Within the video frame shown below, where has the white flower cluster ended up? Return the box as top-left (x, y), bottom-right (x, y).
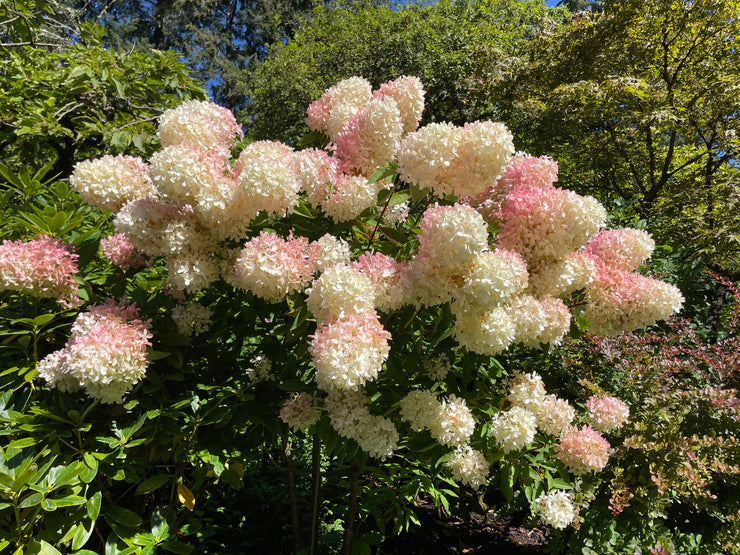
top-left (535, 490), bottom-right (576, 529)
top-left (70, 155), bottom-right (155, 212)
top-left (397, 121), bottom-right (514, 198)
top-left (491, 372), bottom-right (575, 452)
top-left (306, 264), bottom-right (375, 322)
top-left (324, 390), bottom-right (398, 460)
top-left (246, 355), bottom-right (274, 382)
top-left (399, 391), bottom-right (475, 447)
top-left (430, 395), bottom-right (476, 447)
top-left (490, 406), bottom-right (537, 453)
top-left (310, 234), bottom-right (352, 273)
top-left (446, 445), bottom-right (489, 489)
top-left (425, 355), bottom-right (452, 381)
top-left (171, 300), bottom-right (214, 337)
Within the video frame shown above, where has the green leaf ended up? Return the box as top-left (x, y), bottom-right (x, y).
top-left (135, 474), bottom-right (170, 495)
top-left (32, 313), bottom-right (56, 327)
top-left (104, 504), bottom-right (143, 528)
top-left (18, 492), bottom-right (44, 509)
top-left (51, 494), bottom-right (87, 507)
top-left (87, 490), bottom-right (102, 520)
top-left (161, 541), bottom-right (194, 554)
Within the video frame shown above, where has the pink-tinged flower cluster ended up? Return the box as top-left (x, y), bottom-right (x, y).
top-left (495, 184), bottom-right (606, 264)
top-left (324, 389), bottom-right (399, 459)
top-left (497, 153), bottom-right (558, 194)
top-left (306, 77), bottom-right (373, 141)
top-left (397, 121), bottom-right (514, 199)
top-left (336, 96), bottom-right (403, 177)
top-left (309, 311), bottom-right (391, 391)
top-left (295, 148), bottom-right (338, 197)
top-left (586, 395), bottom-right (630, 432)
top-left (306, 264), bottom-right (375, 322)
top-left (157, 99), bottom-right (243, 157)
top-left (446, 445), bottom-right (489, 489)
top-left (36, 300), bottom-right (152, 403)
top-left (372, 76), bottom-right (425, 134)
top-left (280, 392), bottom-right (322, 432)
top-left (584, 228), bottom-right (655, 272)
top-left (233, 232), bottom-right (314, 303)
top-left (0, 236), bottom-right (81, 307)
top-left (555, 425), bottom-right (610, 475)
top-left (70, 154), bottom-right (154, 212)
top-left (584, 267), bottom-right (684, 335)
top-left (100, 233), bottom-right (147, 270)
top-left (350, 252), bottom-right (404, 312)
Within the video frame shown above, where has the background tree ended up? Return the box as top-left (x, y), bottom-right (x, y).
top-left (495, 0), bottom-right (740, 285)
top-left (63, 0), bottom-right (320, 112)
top-left (0, 8), bottom-right (205, 179)
top-left (244, 0), bottom-right (564, 143)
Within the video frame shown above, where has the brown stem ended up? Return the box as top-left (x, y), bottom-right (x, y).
top-left (309, 435), bottom-right (321, 555)
top-left (283, 434), bottom-right (303, 554)
top-left (341, 458), bottom-right (361, 555)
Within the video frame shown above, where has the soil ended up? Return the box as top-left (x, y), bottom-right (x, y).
top-left (379, 497), bottom-right (550, 554)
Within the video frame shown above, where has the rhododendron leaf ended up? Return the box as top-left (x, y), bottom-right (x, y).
top-left (87, 490), bottom-right (102, 521)
top-left (72, 518), bottom-right (95, 550)
top-left (31, 313), bottom-right (56, 327)
top-left (177, 483), bottom-right (195, 511)
top-left (104, 504), bottom-right (143, 528)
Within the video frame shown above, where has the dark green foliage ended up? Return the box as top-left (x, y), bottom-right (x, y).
top-left (245, 0), bottom-right (564, 143)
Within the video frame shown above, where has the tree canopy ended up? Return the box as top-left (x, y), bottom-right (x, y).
top-left (498, 0), bottom-right (740, 277)
top-left (0, 5), bottom-right (206, 178)
top-left (244, 0), bottom-right (564, 143)
top-left (63, 0), bottom-right (321, 112)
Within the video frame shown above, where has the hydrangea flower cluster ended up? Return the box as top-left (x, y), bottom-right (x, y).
top-left (555, 425), bottom-right (611, 474)
top-left (446, 445), bottom-right (489, 489)
top-left (279, 392), bottom-right (322, 432)
top-left (100, 233), bottom-right (147, 270)
top-left (397, 121), bottom-right (514, 198)
top-left (491, 372), bottom-right (576, 453)
top-left (309, 311), bottom-right (391, 391)
top-left (245, 355), bottom-right (274, 382)
top-left (399, 391), bottom-right (475, 447)
top-left (535, 490), bottom-right (576, 529)
top-left (233, 232), bottom-right (315, 303)
top-left (60, 74), bottom-right (687, 516)
top-left (70, 154), bottom-right (154, 212)
top-left (171, 300), bottom-right (214, 337)
top-left (324, 389), bottom-right (398, 460)
top-left (36, 300), bottom-right (152, 403)
top-left (0, 236), bottom-right (81, 307)
top-left (586, 395), bottom-right (630, 432)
